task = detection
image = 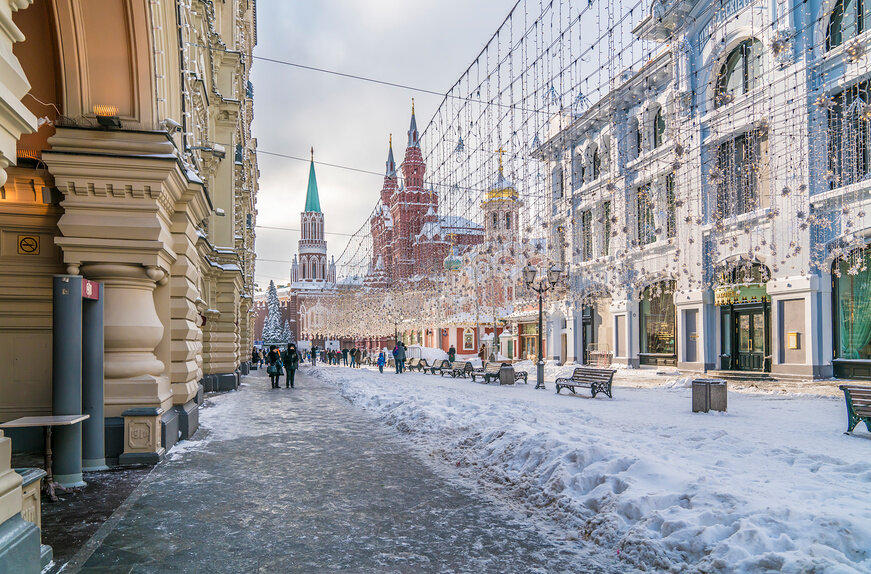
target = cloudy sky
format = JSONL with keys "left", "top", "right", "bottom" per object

{"left": 251, "top": 0, "right": 513, "bottom": 288}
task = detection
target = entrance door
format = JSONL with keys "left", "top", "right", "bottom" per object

{"left": 736, "top": 310, "right": 765, "bottom": 371}
{"left": 582, "top": 305, "right": 593, "bottom": 365}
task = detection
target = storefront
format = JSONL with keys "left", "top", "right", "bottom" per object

{"left": 639, "top": 281, "right": 676, "bottom": 366}
{"left": 581, "top": 295, "right": 612, "bottom": 365}
{"left": 833, "top": 246, "right": 871, "bottom": 379}
{"left": 519, "top": 322, "right": 539, "bottom": 361}
{"left": 715, "top": 263, "right": 771, "bottom": 372}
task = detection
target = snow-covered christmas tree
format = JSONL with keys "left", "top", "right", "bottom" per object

{"left": 261, "top": 280, "right": 285, "bottom": 344}
{"left": 282, "top": 319, "right": 294, "bottom": 345}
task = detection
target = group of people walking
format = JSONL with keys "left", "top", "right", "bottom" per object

{"left": 263, "top": 344, "right": 300, "bottom": 389}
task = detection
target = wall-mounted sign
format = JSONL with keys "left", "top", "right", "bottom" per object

{"left": 787, "top": 332, "right": 800, "bottom": 350}
{"left": 17, "top": 235, "right": 39, "bottom": 255}
{"left": 82, "top": 279, "right": 100, "bottom": 300}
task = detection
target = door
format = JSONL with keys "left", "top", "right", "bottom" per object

{"left": 582, "top": 305, "right": 594, "bottom": 365}
{"left": 560, "top": 333, "right": 567, "bottom": 364}
{"left": 736, "top": 310, "right": 765, "bottom": 371}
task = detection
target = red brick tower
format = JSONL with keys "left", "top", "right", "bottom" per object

{"left": 389, "top": 99, "right": 438, "bottom": 282}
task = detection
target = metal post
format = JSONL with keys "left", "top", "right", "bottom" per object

{"left": 52, "top": 275, "right": 86, "bottom": 488}
{"left": 82, "top": 282, "right": 107, "bottom": 471}
{"left": 536, "top": 290, "right": 545, "bottom": 389}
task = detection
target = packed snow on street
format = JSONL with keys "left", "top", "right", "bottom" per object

{"left": 308, "top": 361, "right": 871, "bottom": 573}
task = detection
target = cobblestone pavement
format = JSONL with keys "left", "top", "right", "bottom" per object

{"left": 75, "top": 367, "right": 627, "bottom": 573}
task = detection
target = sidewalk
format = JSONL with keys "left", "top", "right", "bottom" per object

{"left": 68, "top": 368, "right": 625, "bottom": 573}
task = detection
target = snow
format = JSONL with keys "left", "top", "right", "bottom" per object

{"left": 405, "top": 345, "right": 449, "bottom": 362}
{"left": 309, "top": 365, "right": 871, "bottom": 573}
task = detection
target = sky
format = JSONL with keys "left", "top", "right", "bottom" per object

{"left": 251, "top": 0, "right": 514, "bottom": 289}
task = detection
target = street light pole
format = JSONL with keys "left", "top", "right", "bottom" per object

{"left": 524, "top": 264, "right": 563, "bottom": 390}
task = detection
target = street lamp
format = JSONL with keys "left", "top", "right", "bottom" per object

{"left": 524, "top": 264, "right": 563, "bottom": 389}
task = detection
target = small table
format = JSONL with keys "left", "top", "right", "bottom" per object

{"left": 1, "top": 415, "right": 90, "bottom": 501}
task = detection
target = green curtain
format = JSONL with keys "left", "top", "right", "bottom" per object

{"left": 839, "top": 250, "right": 871, "bottom": 359}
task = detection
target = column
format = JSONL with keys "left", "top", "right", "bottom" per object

{"left": 52, "top": 275, "right": 85, "bottom": 488}
{"left": 81, "top": 282, "right": 106, "bottom": 471}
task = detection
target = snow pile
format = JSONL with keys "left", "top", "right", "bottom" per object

{"left": 311, "top": 366, "right": 871, "bottom": 573}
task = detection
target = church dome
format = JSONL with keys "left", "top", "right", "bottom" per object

{"left": 443, "top": 246, "right": 462, "bottom": 271}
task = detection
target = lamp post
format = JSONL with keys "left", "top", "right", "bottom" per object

{"left": 523, "top": 264, "right": 564, "bottom": 389}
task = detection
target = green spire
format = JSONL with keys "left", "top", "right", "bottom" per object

{"left": 304, "top": 147, "right": 321, "bottom": 212}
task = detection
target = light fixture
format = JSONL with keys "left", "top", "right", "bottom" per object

{"left": 93, "top": 105, "right": 121, "bottom": 129}
{"left": 211, "top": 143, "right": 226, "bottom": 159}
{"left": 523, "top": 265, "right": 537, "bottom": 285}
{"left": 162, "top": 117, "right": 181, "bottom": 135}
{"left": 547, "top": 265, "right": 562, "bottom": 285}
{"left": 215, "top": 208, "right": 226, "bottom": 216}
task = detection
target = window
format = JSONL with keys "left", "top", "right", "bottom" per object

{"left": 602, "top": 201, "right": 611, "bottom": 256}
{"left": 666, "top": 173, "right": 676, "bottom": 239}
{"left": 834, "top": 246, "right": 871, "bottom": 360}
{"left": 716, "top": 39, "right": 764, "bottom": 108}
{"left": 552, "top": 167, "right": 563, "bottom": 199}
{"left": 716, "top": 131, "right": 769, "bottom": 219}
{"left": 634, "top": 121, "right": 643, "bottom": 158}
{"left": 572, "top": 149, "right": 584, "bottom": 189}
{"left": 581, "top": 210, "right": 593, "bottom": 261}
{"left": 492, "top": 212, "right": 499, "bottom": 229}
{"left": 640, "top": 281, "right": 676, "bottom": 355}
{"left": 828, "top": 0, "right": 870, "bottom": 50}
{"left": 591, "top": 148, "right": 601, "bottom": 180}
{"left": 828, "top": 80, "right": 871, "bottom": 188}
{"left": 653, "top": 108, "right": 666, "bottom": 148}
{"left": 505, "top": 212, "right": 511, "bottom": 229}
{"left": 636, "top": 183, "right": 656, "bottom": 245}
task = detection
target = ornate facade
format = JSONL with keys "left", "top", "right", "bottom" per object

{"left": 0, "top": 6, "right": 259, "bottom": 561}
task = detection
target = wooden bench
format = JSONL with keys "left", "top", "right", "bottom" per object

{"left": 514, "top": 370, "right": 528, "bottom": 384}
{"left": 472, "top": 362, "right": 504, "bottom": 383}
{"left": 407, "top": 357, "right": 420, "bottom": 371}
{"left": 429, "top": 359, "right": 447, "bottom": 374}
{"left": 412, "top": 358, "right": 430, "bottom": 372}
{"left": 441, "top": 361, "right": 473, "bottom": 378}
{"left": 839, "top": 384, "right": 871, "bottom": 433}
{"left": 555, "top": 367, "right": 616, "bottom": 398}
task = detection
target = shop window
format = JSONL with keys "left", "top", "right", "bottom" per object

{"left": 640, "top": 281, "right": 676, "bottom": 355}
{"left": 636, "top": 183, "right": 656, "bottom": 245}
{"left": 828, "top": 0, "right": 870, "bottom": 51}
{"left": 716, "top": 130, "right": 769, "bottom": 219}
{"left": 715, "top": 39, "right": 764, "bottom": 108}
{"left": 834, "top": 247, "right": 871, "bottom": 360}
{"left": 828, "top": 79, "right": 871, "bottom": 189}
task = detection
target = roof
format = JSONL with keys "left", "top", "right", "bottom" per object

{"left": 304, "top": 156, "right": 321, "bottom": 212}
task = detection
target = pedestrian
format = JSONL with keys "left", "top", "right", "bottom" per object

{"left": 354, "top": 347, "right": 362, "bottom": 368}
{"left": 342, "top": 348, "right": 348, "bottom": 366}
{"left": 266, "top": 345, "right": 283, "bottom": 389}
{"left": 258, "top": 348, "right": 266, "bottom": 368}
{"left": 478, "top": 344, "right": 486, "bottom": 363}
{"left": 285, "top": 343, "right": 300, "bottom": 388}
{"left": 448, "top": 345, "right": 456, "bottom": 362}
{"left": 392, "top": 344, "right": 400, "bottom": 373}
{"left": 311, "top": 346, "right": 317, "bottom": 366}
{"left": 377, "top": 351, "right": 385, "bottom": 373}
{"left": 350, "top": 346, "right": 357, "bottom": 368}
{"left": 251, "top": 347, "right": 258, "bottom": 369}
{"left": 396, "top": 342, "right": 407, "bottom": 373}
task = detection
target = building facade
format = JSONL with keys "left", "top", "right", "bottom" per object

{"left": 1, "top": 0, "right": 258, "bottom": 460}
{"left": 541, "top": 0, "right": 871, "bottom": 379}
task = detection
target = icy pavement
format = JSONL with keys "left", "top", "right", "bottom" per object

{"left": 73, "top": 368, "right": 627, "bottom": 573}
{"left": 313, "top": 364, "right": 871, "bottom": 574}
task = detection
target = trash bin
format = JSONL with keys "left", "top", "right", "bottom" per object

{"left": 499, "top": 364, "right": 515, "bottom": 385}
{"left": 692, "top": 378, "right": 727, "bottom": 412}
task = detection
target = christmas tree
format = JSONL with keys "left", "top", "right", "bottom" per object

{"left": 262, "top": 280, "right": 283, "bottom": 344}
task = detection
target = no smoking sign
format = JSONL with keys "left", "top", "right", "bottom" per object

{"left": 17, "top": 235, "right": 39, "bottom": 255}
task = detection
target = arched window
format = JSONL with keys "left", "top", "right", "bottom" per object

{"left": 715, "top": 39, "right": 764, "bottom": 108}
{"left": 492, "top": 212, "right": 499, "bottom": 229}
{"left": 653, "top": 108, "right": 665, "bottom": 148}
{"left": 629, "top": 117, "right": 642, "bottom": 159}
{"left": 828, "top": 0, "right": 869, "bottom": 50}
{"left": 591, "top": 148, "right": 601, "bottom": 180}
{"left": 505, "top": 212, "right": 511, "bottom": 229}
{"left": 571, "top": 147, "right": 584, "bottom": 189}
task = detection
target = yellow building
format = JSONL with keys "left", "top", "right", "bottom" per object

{"left": 0, "top": 2, "right": 257, "bottom": 563}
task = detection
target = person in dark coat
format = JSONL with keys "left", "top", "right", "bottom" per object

{"left": 266, "top": 345, "right": 283, "bottom": 388}
{"left": 342, "top": 348, "right": 348, "bottom": 366}
{"left": 395, "top": 343, "right": 407, "bottom": 373}
{"left": 285, "top": 344, "right": 300, "bottom": 388}
{"left": 448, "top": 345, "right": 456, "bottom": 362}
{"left": 354, "top": 348, "right": 362, "bottom": 368}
